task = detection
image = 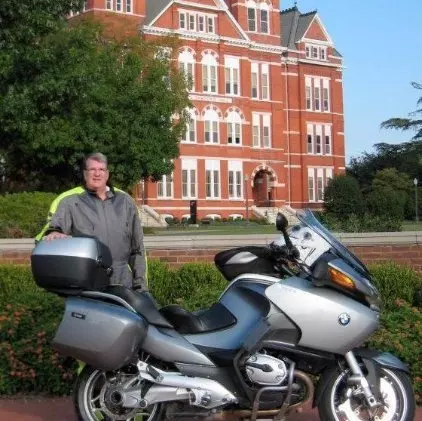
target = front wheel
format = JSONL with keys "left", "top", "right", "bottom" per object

{"left": 74, "top": 365, "right": 164, "bottom": 421}
{"left": 318, "top": 367, "right": 415, "bottom": 421}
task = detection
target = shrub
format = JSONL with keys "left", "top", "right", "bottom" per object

{"left": 369, "top": 262, "right": 422, "bottom": 310}
{"left": 0, "top": 192, "right": 56, "bottom": 238}
{"left": 367, "top": 301, "right": 422, "bottom": 403}
{"left": 324, "top": 174, "right": 365, "bottom": 218}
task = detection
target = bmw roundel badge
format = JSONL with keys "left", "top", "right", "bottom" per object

{"left": 338, "top": 313, "right": 351, "bottom": 326}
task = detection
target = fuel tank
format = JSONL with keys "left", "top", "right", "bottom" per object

{"left": 265, "top": 277, "right": 379, "bottom": 354}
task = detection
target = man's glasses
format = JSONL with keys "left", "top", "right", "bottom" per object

{"left": 85, "top": 168, "right": 108, "bottom": 174}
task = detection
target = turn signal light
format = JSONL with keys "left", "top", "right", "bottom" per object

{"left": 328, "top": 267, "right": 356, "bottom": 291}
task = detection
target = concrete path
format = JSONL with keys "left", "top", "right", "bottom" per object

{"left": 0, "top": 398, "right": 421, "bottom": 421}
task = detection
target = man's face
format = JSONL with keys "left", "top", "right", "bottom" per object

{"left": 83, "top": 158, "right": 109, "bottom": 191}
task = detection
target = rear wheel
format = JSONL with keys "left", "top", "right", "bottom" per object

{"left": 318, "top": 367, "right": 415, "bottom": 421}
{"left": 74, "top": 365, "right": 164, "bottom": 421}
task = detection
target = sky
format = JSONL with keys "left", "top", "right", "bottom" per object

{"left": 283, "top": 0, "right": 422, "bottom": 163}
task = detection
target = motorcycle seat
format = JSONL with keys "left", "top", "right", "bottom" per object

{"left": 106, "top": 285, "right": 173, "bottom": 329}
{"left": 159, "top": 302, "right": 237, "bottom": 334}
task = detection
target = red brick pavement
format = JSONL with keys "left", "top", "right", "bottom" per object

{"left": 0, "top": 398, "right": 421, "bottom": 421}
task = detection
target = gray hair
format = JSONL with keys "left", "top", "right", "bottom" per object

{"left": 83, "top": 152, "right": 108, "bottom": 170}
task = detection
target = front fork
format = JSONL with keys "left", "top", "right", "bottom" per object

{"left": 344, "top": 351, "right": 381, "bottom": 409}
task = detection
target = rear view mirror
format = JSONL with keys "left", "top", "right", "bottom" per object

{"left": 276, "top": 213, "right": 288, "bottom": 232}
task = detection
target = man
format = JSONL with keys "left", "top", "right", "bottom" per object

{"left": 36, "top": 152, "right": 147, "bottom": 290}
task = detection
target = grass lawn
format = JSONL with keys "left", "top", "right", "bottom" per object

{"left": 147, "top": 223, "right": 278, "bottom": 236}
{"left": 402, "top": 221, "right": 422, "bottom": 231}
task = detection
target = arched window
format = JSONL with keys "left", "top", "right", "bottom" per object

{"left": 182, "top": 109, "right": 197, "bottom": 143}
{"left": 178, "top": 50, "right": 195, "bottom": 91}
{"left": 203, "top": 109, "right": 220, "bottom": 144}
{"left": 226, "top": 110, "right": 242, "bottom": 145}
{"left": 201, "top": 53, "right": 218, "bottom": 93}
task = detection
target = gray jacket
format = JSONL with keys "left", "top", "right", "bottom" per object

{"left": 37, "top": 186, "right": 147, "bottom": 289}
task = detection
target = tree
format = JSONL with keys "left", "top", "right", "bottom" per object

{"left": 348, "top": 140, "right": 422, "bottom": 190}
{"left": 0, "top": 1, "right": 191, "bottom": 191}
{"left": 323, "top": 174, "right": 365, "bottom": 218}
{"left": 366, "top": 168, "right": 411, "bottom": 220}
{"left": 381, "top": 82, "right": 422, "bottom": 140}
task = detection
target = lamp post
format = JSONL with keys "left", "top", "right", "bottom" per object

{"left": 414, "top": 178, "right": 419, "bottom": 223}
{"left": 244, "top": 174, "right": 249, "bottom": 225}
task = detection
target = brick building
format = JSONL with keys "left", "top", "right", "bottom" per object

{"left": 72, "top": 0, "right": 345, "bottom": 221}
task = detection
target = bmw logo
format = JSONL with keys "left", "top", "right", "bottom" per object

{"left": 338, "top": 313, "right": 351, "bottom": 326}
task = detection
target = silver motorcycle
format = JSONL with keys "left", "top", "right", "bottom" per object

{"left": 31, "top": 209, "right": 416, "bottom": 421}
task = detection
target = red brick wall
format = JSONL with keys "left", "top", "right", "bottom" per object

{"left": 3, "top": 245, "right": 422, "bottom": 272}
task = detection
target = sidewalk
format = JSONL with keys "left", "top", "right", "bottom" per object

{"left": 0, "top": 398, "right": 421, "bottom": 421}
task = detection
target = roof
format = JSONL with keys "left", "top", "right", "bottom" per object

{"left": 144, "top": 0, "right": 172, "bottom": 26}
{"left": 280, "top": 6, "right": 318, "bottom": 49}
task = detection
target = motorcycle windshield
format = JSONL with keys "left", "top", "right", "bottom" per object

{"left": 296, "top": 209, "right": 371, "bottom": 278}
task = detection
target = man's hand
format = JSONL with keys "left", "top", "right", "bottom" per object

{"left": 44, "top": 232, "right": 70, "bottom": 241}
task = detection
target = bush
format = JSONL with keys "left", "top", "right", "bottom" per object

{"left": 368, "top": 301, "right": 422, "bottom": 403}
{"left": 0, "top": 192, "right": 56, "bottom": 238}
{"left": 324, "top": 174, "right": 365, "bottom": 218}
{"left": 369, "top": 262, "right": 422, "bottom": 310}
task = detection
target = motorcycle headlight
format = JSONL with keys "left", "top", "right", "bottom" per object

{"left": 328, "top": 267, "right": 356, "bottom": 291}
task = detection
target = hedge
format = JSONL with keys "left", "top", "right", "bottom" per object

{"left": 0, "top": 262, "right": 420, "bottom": 402}
{"left": 0, "top": 192, "right": 55, "bottom": 238}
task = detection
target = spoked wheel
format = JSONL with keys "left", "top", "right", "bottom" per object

{"left": 74, "top": 366, "right": 164, "bottom": 421}
{"left": 318, "top": 367, "right": 415, "bottom": 421}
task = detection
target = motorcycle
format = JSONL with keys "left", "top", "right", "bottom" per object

{"left": 31, "top": 209, "right": 416, "bottom": 421}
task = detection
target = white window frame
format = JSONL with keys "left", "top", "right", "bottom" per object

{"left": 181, "top": 109, "right": 196, "bottom": 143}
{"left": 179, "top": 12, "right": 186, "bottom": 29}
{"left": 207, "top": 16, "right": 215, "bottom": 33}
{"left": 157, "top": 174, "right": 173, "bottom": 199}
{"left": 227, "top": 111, "right": 242, "bottom": 146}
{"left": 181, "top": 159, "right": 197, "bottom": 199}
{"left": 259, "top": 3, "right": 269, "bottom": 34}
{"left": 307, "top": 123, "right": 314, "bottom": 154}
{"left": 322, "top": 79, "right": 330, "bottom": 112}
{"left": 198, "top": 15, "right": 205, "bottom": 32}
{"left": 261, "top": 63, "right": 269, "bottom": 100}
{"left": 251, "top": 62, "right": 259, "bottom": 99}
{"left": 317, "top": 168, "right": 324, "bottom": 201}
{"left": 106, "top": 0, "right": 112, "bottom": 10}
{"left": 205, "top": 160, "right": 220, "bottom": 199}
{"left": 202, "top": 54, "right": 218, "bottom": 93}
{"left": 262, "top": 115, "right": 271, "bottom": 148}
{"left": 179, "top": 50, "right": 195, "bottom": 92}
{"left": 315, "top": 125, "right": 322, "bottom": 154}
{"left": 252, "top": 113, "right": 260, "bottom": 148}
{"left": 308, "top": 168, "right": 315, "bottom": 202}
{"left": 228, "top": 161, "right": 243, "bottom": 199}
{"left": 225, "top": 57, "right": 240, "bottom": 96}
{"left": 204, "top": 109, "right": 219, "bottom": 144}
{"left": 247, "top": 1, "right": 257, "bottom": 32}
{"left": 324, "top": 125, "right": 332, "bottom": 155}
{"left": 116, "top": 0, "right": 122, "bottom": 11}
{"left": 188, "top": 13, "right": 196, "bottom": 31}
{"left": 305, "top": 77, "right": 312, "bottom": 111}
{"left": 126, "top": 0, "right": 132, "bottom": 13}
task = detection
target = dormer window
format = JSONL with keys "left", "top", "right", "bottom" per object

{"left": 260, "top": 9, "right": 268, "bottom": 33}
{"left": 248, "top": 7, "right": 256, "bottom": 31}
{"left": 105, "top": 0, "right": 132, "bottom": 14}
{"left": 306, "top": 44, "right": 328, "bottom": 61}
{"left": 179, "top": 11, "right": 216, "bottom": 34}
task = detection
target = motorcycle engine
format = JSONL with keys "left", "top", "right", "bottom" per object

{"left": 245, "top": 353, "right": 288, "bottom": 386}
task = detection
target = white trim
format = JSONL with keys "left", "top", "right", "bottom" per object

{"left": 281, "top": 72, "right": 298, "bottom": 76}
{"left": 285, "top": 165, "right": 301, "bottom": 168}
{"left": 301, "top": 14, "right": 334, "bottom": 45}
{"left": 179, "top": 155, "right": 286, "bottom": 163}
{"left": 299, "top": 58, "right": 343, "bottom": 69}
{"left": 338, "top": 167, "right": 346, "bottom": 170}
{"left": 91, "top": 7, "right": 144, "bottom": 16}
{"left": 335, "top": 79, "right": 343, "bottom": 82}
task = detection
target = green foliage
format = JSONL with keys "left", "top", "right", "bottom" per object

{"left": 0, "top": 15, "right": 190, "bottom": 192}
{"left": 381, "top": 82, "right": 422, "bottom": 141}
{"left": 316, "top": 212, "right": 402, "bottom": 233}
{"left": 369, "top": 262, "right": 422, "bottom": 310}
{"left": 0, "top": 192, "right": 56, "bottom": 238}
{"left": 0, "top": 262, "right": 421, "bottom": 399}
{"left": 367, "top": 301, "right": 422, "bottom": 402}
{"left": 323, "top": 174, "right": 365, "bottom": 218}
